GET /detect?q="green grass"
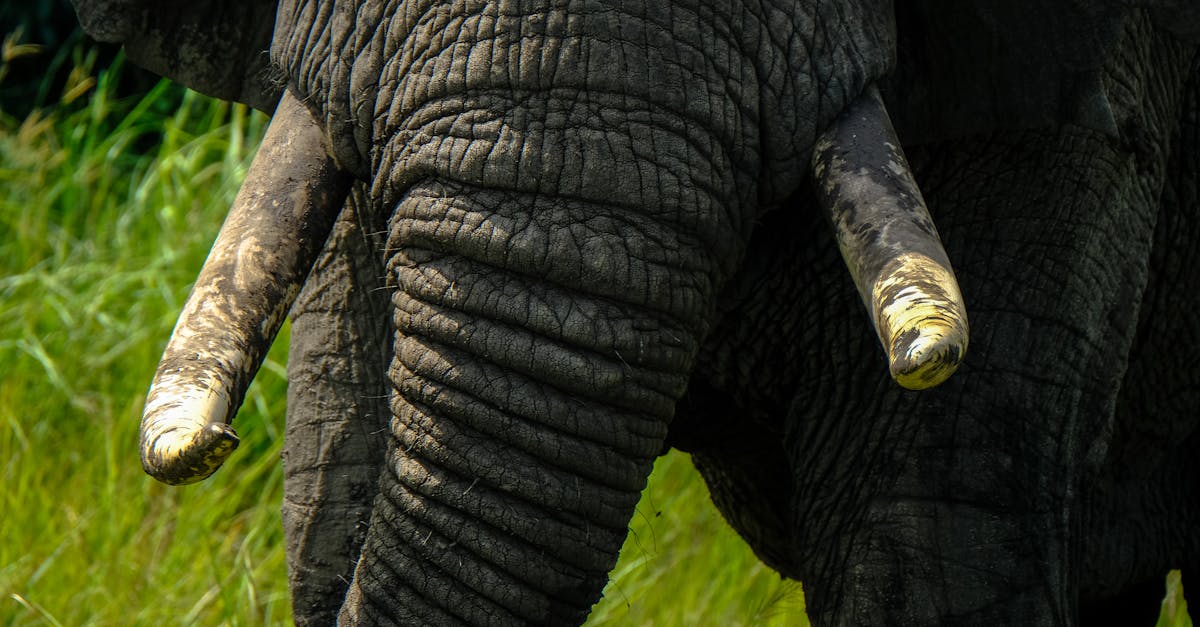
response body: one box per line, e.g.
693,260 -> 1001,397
590,452 -> 807,626
0,46 -> 1187,627
0,53 -> 290,624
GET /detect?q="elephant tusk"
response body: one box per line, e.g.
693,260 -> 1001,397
811,86 -> 969,390
140,91 -> 350,485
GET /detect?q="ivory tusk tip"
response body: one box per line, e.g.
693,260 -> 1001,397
871,253 -> 969,390
887,323 -> 968,390
141,422 -> 240,486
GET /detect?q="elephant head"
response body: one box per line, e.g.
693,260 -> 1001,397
72,0 -> 1200,624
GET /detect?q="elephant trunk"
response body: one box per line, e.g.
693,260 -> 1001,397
812,85 -> 969,390
337,179 -> 716,624
140,91 -> 350,485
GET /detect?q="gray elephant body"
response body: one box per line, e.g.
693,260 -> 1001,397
73,0 -> 1200,624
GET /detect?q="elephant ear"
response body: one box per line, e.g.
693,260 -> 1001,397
885,0 -> 1198,145
70,0 -> 282,112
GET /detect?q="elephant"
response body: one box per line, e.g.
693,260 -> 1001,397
71,0 -> 1200,625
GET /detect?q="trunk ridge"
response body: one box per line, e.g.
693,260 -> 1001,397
340,180 -> 721,624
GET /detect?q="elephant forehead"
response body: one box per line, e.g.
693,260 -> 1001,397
272,0 -> 894,205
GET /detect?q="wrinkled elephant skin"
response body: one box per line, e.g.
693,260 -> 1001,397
70,0 -> 1200,625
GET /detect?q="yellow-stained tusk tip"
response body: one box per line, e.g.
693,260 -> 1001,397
887,322 -> 968,390
197,422 -> 240,460
143,422 -> 240,485
871,253 -> 969,391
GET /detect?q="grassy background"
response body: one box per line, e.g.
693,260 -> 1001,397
0,46 -> 1188,627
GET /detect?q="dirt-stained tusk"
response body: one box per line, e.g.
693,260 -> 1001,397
812,85 -> 968,390
141,91 -> 350,484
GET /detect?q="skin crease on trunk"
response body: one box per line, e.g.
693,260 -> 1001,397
66,0 -> 1200,624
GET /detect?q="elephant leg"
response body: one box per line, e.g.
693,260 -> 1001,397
674,378 -> 797,577
1079,429 -> 1200,626
283,184 -> 393,626
1078,49 -> 1200,625
1080,59 -> 1200,621
1079,437 -> 1200,627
